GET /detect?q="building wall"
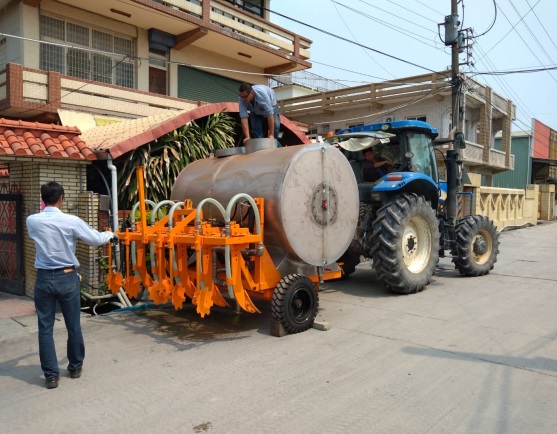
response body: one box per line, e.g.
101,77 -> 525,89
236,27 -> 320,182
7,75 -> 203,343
0,0 -> 22,66
492,135 -> 531,189
533,119 -> 551,159
7,159 -> 102,297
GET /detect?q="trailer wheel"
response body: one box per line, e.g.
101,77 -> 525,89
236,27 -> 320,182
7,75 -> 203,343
271,274 -> 319,334
452,215 -> 499,276
370,193 -> 439,294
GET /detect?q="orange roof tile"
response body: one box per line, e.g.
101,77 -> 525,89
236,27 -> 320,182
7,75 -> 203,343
0,118 -> 96,161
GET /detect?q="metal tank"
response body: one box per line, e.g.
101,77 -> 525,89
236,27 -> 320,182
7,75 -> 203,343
170,140 -> 359,274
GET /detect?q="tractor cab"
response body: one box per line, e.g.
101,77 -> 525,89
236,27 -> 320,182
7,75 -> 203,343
326,120 -> 440,184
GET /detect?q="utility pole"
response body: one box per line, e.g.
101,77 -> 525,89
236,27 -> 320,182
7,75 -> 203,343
449,0 -> 460,146
443,0 -> 461,226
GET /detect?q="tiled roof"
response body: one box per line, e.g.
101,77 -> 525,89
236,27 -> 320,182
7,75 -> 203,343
82,102 -> 312,159
0,118 -> 96,161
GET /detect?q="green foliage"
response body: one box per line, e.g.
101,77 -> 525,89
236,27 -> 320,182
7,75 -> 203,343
117,111 -> 235,210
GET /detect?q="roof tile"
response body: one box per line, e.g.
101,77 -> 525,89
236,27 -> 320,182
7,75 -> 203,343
0,118 -> 95,161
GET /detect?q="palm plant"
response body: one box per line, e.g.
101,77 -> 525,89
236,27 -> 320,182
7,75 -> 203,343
117,111 -> 235,209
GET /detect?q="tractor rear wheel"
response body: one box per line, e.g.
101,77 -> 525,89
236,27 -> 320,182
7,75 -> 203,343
452,215 -> 499,276
271,274 -> 319,334
370,193 -> 439,294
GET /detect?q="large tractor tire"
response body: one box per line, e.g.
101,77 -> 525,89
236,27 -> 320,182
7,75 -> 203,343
370,193 -> 439,294
271,274 -> 319,334
452,215 -> 499,276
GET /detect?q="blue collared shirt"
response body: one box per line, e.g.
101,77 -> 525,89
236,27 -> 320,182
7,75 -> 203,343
26,207 -> 114,269
238,85 -> 277,118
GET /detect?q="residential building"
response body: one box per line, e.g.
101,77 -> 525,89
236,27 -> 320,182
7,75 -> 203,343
0,0 -> 311,124
0,0 -> 313,297
274,71 -> 517,180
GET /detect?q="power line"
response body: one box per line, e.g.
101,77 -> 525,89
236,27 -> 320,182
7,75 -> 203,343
331,1 -> 444,51
329,0 -> 396,79
526,0 -> 557,53
476,0 -> 541,63
355,0 -> 438,34
411,0 -> 445,17
468,0 -> 497,39
267,4 -> 437,73
505,0 -> 557,84
385,0 -> 438,24
472,65 -> 557,75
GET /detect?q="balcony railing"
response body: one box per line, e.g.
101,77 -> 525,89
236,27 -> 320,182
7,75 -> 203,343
147,0 -> 311,65
462,140 -> 514,171
278,71 -> 452,117
0,64 -> 199,119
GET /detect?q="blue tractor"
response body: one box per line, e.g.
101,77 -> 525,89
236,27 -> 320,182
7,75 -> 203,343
326,120 -> 499,294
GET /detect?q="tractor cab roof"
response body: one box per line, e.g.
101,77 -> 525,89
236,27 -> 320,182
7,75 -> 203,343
339,120 -> 439,139
324,131 -> 395,152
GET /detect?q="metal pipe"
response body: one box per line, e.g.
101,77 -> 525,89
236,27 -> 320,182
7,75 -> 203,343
107,154 -> 132,307
195,198 -> 226,290
224,194 -> 262,299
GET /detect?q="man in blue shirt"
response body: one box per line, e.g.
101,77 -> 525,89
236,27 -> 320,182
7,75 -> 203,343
238,83 -> 281,146
26,181 -> 116,389
361,148 -> 393,182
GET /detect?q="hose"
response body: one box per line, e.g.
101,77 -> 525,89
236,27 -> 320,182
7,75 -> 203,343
195,198 -> 227,290
224,194 -> 262,299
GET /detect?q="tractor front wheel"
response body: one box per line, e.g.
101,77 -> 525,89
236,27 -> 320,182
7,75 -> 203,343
271,274 -> 319,334
370,193 -> 439,294
452,215 -> 499,276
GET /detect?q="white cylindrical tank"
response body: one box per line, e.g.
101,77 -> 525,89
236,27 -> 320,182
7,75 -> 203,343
170,143 -> 358,267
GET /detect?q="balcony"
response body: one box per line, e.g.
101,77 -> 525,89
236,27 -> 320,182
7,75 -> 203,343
461,140 -> 515,173
278,72 -> 452,117
55,0 -> 311,75
0,63 -> 199,120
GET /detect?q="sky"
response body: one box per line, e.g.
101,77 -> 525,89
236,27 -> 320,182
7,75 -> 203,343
270,0 -> 557,133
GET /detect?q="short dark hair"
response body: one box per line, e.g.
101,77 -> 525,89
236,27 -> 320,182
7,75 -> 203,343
239,83 -> 252,94
41,181 -> 64,206
363,148 -> 373,155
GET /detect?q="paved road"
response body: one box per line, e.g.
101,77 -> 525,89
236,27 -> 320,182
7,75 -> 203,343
1,222 -> 556,434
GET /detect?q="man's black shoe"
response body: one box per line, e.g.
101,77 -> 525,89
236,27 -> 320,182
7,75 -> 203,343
46,376 -> 59,389
69,368 -> 82,379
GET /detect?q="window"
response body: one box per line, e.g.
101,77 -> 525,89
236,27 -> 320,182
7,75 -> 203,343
0,38 -> 7,71
406,116 -> 427,122
149,48 -> 168,95
39,15 -> 135,88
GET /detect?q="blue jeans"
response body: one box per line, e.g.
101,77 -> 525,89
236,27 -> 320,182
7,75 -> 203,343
249,106 -> 282,146
34,269 -> 84,378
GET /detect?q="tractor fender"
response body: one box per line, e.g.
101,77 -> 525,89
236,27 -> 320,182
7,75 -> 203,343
373,172 -> 440,209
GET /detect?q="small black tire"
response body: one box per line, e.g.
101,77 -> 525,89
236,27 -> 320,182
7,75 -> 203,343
452,215 -> 499,276
370,193 -> 439,294
271,274 -> 319,334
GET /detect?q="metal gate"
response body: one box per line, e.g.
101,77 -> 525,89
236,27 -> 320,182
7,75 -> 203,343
0,182 -> 23,295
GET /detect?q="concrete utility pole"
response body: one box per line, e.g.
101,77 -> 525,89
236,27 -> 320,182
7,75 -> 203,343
450,0 -> 460,147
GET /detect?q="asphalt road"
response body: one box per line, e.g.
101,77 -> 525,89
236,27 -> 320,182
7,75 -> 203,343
1,221 -> 556,434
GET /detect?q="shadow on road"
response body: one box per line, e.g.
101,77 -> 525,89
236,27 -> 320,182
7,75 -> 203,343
402,345 -> 557,374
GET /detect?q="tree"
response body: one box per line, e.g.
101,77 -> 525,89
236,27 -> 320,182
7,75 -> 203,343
117,111 -> 235,209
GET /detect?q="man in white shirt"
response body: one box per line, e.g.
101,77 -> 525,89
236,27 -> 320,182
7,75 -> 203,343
26,181 -> 116,389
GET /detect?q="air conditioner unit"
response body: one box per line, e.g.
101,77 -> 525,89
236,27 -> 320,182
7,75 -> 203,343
384,116 -> 395,123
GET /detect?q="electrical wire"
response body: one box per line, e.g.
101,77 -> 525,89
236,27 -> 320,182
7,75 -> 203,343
526,0 -> 557,53
266,5 -> 437,72
476,0 -> 540,62
331,1 -> 444,51
469,0 -> 497,39
505,0 -> 557,85
329,0 -> 396,79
